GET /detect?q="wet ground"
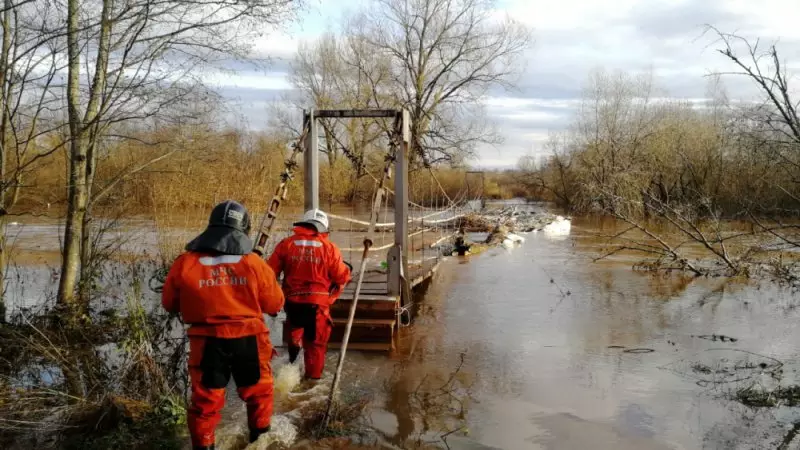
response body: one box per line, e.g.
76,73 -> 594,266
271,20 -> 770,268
10,204 -> 800,449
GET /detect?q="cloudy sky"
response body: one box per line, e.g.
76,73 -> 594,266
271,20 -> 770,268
213,0 -> 800,168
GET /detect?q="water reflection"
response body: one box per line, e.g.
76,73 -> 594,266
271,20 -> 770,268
382,217 -> 800,449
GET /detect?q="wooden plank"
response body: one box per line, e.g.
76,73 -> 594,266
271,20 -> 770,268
337,295 -> 396,303
332,318 -> 395,326
330,325 -> 393,343
330,301 -> 397,320
341,260 -> 440,293
409,259 -> 441,287
328,342 -> 393,351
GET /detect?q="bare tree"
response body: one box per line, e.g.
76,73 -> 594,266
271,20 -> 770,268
57,0 -> 304,305
349,0 -> 531,167
0,0 -> 67,320
518,136 -> 577,209
706,27 -> 800,249
283,32 -> 393,203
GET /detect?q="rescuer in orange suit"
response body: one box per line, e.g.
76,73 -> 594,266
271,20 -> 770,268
267,209 -> 352,380
162,200 -> 284,450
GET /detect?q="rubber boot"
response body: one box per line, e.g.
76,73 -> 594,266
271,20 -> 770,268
288,345 -> 300,364
249,426 -> 271,443
193,445 -> 215,450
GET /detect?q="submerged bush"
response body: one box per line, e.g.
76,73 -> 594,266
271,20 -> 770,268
62,394 -> 186,450
0,260 -> 188,448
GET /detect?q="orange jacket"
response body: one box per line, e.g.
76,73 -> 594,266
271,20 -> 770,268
162,252 -> 284,338
267,226 -> 352,306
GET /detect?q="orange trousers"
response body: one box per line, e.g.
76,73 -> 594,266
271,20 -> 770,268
283,301 -> 332,379
187,333 -> 274,447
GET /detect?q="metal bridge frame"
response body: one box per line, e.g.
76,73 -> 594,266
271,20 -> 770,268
302,108 -> 411,298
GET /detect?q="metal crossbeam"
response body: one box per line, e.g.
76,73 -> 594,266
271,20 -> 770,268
313,109 -> 400,118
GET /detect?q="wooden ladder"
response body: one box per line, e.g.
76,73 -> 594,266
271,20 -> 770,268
328,294 -> 398,352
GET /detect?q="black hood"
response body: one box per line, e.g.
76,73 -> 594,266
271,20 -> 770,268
185,226 -> 253,255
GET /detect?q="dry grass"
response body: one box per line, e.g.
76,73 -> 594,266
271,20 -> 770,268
294,389 -> 372,439
11,124 -> 522,223
0,259 -> 188,449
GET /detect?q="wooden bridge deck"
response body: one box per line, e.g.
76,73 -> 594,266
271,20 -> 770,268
328,258 -> 441,352
339,258 -> 441,299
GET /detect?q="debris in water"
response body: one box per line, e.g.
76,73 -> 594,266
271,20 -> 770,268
623,348 -> 655,354
461,207 -> 570,235
691,363 -> 714,375
695,334 -> 739,343
735,385 -> 800,408
660,348 -> 784,386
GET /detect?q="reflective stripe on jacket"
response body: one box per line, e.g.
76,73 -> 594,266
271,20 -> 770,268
267,226 -> 352,306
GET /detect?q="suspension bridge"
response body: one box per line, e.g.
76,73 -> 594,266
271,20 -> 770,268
253,109 -> 482,352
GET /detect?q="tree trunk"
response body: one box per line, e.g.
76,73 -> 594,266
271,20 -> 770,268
78,202 -> 92,300
59,0 -> 112,306
0,0 -> 11,322
58,145 -> 88,306
58,0 -> 87,305
79,134 -> 99,301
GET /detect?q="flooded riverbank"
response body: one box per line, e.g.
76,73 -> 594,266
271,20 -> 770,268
8,204 -> 800,449
228,213 -> 800,450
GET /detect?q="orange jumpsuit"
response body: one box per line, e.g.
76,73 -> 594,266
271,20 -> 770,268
267,226 -> 351,379
162,252 -> 284,448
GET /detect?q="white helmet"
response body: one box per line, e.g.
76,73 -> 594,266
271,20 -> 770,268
294,208 -> 329,233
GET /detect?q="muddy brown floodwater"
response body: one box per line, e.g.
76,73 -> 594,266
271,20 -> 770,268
10,206 -> 800,449
292,215 -> 800,450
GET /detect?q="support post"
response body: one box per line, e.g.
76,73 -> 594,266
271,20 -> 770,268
388,110 -> 410,298
303,110 -> 319,212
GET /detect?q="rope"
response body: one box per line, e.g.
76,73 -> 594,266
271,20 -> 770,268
338,228 -> 431,252
396,303 -> 412,327
422,213 -> 466,225
428,167 -> 453,205
327,208 -> 464,228
355,162 -> 434,210
327,212 -> 396,228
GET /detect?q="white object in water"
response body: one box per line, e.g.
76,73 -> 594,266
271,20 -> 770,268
501,233 -> 525,248
8,222 -> 19,226
506,232 -> 525,243
543,216 -> 571,236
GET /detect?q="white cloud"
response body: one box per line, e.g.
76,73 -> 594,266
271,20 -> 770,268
250,33 -> 301,60
218,0 -> 800,168
502,0 -> 640,30
484,97 -> 580,110
204,71 -> 292,91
